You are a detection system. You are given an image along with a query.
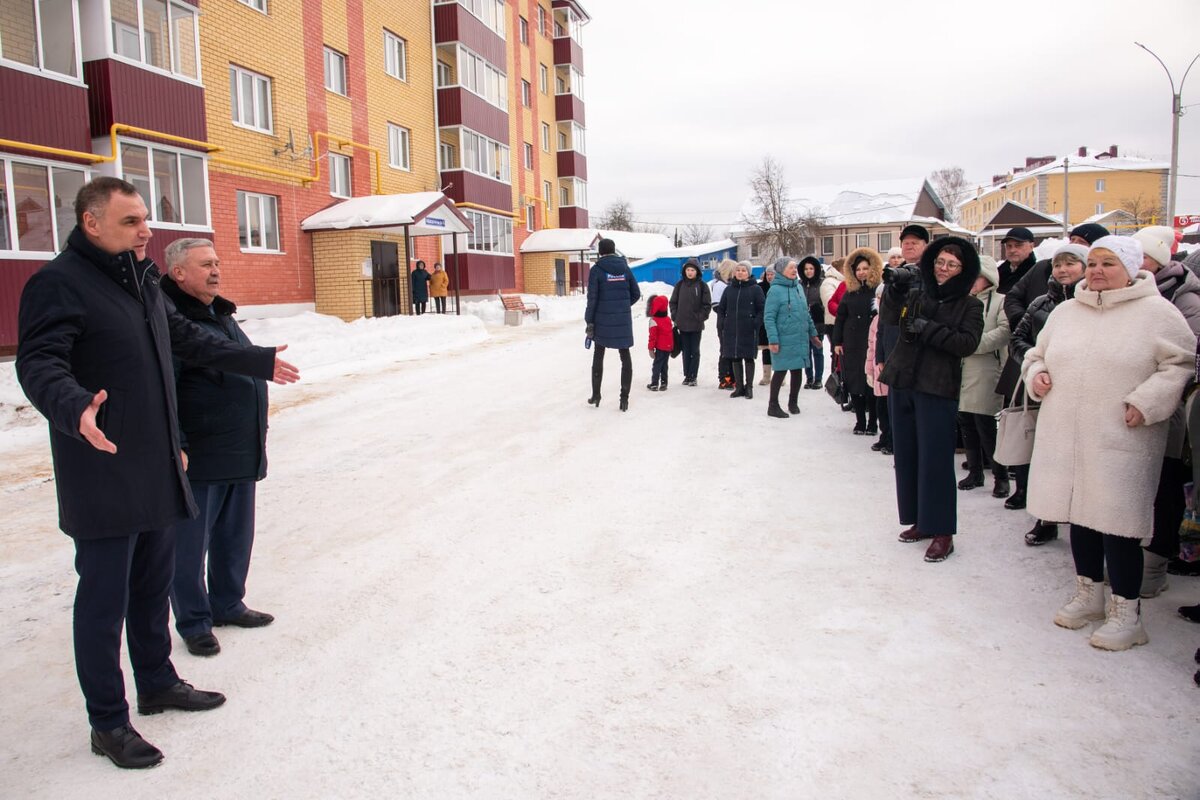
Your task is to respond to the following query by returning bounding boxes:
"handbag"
[994,389,1039,466]
[824,353,847,405]
[671,326,682,358]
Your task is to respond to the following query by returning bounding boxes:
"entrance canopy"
[301,192,472,236]
[519,228,601,254]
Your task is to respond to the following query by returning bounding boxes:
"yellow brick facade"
[312,230,412,321]
[521,251,563,295]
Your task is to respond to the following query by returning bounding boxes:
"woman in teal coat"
[764,257,822,418]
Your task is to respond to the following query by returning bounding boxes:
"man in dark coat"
[161,239,275,660]
[996,226,1038,295]
[411,260,431,315]
[584,238,640,410]
[15,178,299,769]
[668,258,711,386]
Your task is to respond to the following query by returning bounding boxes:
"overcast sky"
[580,0,1200,233]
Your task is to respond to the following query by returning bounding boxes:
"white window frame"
[462,208,513,255]
[526,202,536,232]
[436,60,452,87]
[554,65,584,99]
[537,5,547,36]
[324,47,348,96]
[237,0,268,12]
[117,138,211,230]
[329,153,351,198]
[457,127,511,183]
[384,30,407,81]
[855,233,869,248]
[388,124,411,171]
[236,190,281,253]
[439,142,456,171]
[519,16,528,44]
[454,44,507,111]
[1095,178,1106,192]
[106,0,202,84]
[0,0,83,83]
[229,64,273,134]
[560,177,587,209]
[0,156,91,258]
[821,236,834,256]
[1096,202,1105,215]
[436,0,506,38]
[877,232,892,252]
[558,122,585,154]
[544,180,552,210]
[541,122,550,152]
[521,79,531,107]
[539,63,548,94]
[523,143,533,170]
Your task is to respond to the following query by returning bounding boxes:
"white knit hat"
[1052,242,1090,264]
[887,246,902,258]
[1132,226,1175,268]
[1089,235,1143,279]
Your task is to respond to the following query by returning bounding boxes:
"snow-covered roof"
[519,228,601,254]
[969,152,1169,203]
[733,177,938,229]
[661,238,737,258]
[597,230,674,260]
[909,216,974,237]
[301,192,471,236]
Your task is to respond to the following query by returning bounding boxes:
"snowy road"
[2,313,1199,799]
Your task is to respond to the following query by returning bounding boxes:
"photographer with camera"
[878,236,985,563]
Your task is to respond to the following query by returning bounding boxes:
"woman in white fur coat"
[1022,236,1195,651]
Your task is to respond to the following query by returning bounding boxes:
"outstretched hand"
[272,344,300,384]
[79,390,117,454]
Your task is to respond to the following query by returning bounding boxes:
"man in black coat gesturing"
[161,238,276,660]
[16,178,300,769]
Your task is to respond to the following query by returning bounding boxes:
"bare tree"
[595,199,635,231]
[682,223,715,247]
[741,156,825,260]
[1120,193,1163,227]
[634,220,667,236]
[929,166,968,222]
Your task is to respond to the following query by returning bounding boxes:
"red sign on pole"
[1175,214,1200,228]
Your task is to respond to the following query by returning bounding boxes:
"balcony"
[559,207,588,229]
[555,94,586,126]
[84,59,206,143]
[0,66,91,156]
[437,87,509,144]
[440,169,513,210]
[433,3,506,71]
[443,252,515,292]
[556,150,587,180]
[553,37,584,71]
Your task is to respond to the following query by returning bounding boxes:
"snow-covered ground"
[2,299,1199,799]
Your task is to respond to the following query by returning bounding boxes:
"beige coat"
[819,267,843,326]
[1022,273,1195,538]
[958,256,1010,415]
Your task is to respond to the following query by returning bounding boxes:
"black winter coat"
[162,277,268,485]
[997,252,1038,296]
[411,268,431,302]
[879,238,985,400]
[832,285,876,395]
[757,277,774,347]
[585,254,641,348]
[1009,277,1079,364]
[669,267,712,332]
[16,228,277,539]
[1002,258,1051,330]
[716,278,764,359]
[799,270,825,336]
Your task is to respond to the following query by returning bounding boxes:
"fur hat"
[1133,226,1176,268]
[1052,242,1089,264]
[1090,235,1143,279]
[843,247,883,290]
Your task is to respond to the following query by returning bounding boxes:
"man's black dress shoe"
[185,631,220,656]
[213,609,275,628]
[137,681,226,715]
[91,724,163,769]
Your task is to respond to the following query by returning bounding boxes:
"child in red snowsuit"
[646,294,674,391]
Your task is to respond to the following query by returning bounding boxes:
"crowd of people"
[584,222,1200,672]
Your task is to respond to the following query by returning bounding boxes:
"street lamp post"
[1136,42,1200,224]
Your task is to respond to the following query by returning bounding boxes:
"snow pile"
[1034,237,1068,261]
[0,362,40,432]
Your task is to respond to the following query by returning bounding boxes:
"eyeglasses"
[933,258,962,271]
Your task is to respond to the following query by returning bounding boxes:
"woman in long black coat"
[832,247,882,434]
[756,265,775,385]
[717,262,765,398]
[798,257,825,389]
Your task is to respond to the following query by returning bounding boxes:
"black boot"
[1004,489,1027,510]
[958,470,985,490]
[991,477,1010,498]
[619,352,632,411]
[1024,520,1059,546]
[589,352,603,407]
[788,375,801,414]
[646,382,659,392]
[744,361,755,399]
[730,361,746,398]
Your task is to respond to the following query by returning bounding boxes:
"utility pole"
[1136,43,1200,223]
[1062,157,1070,236]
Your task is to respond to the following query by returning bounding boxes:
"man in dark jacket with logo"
[668,258,711,386]
[16,178,299,769]
[584,238,640,410]
[161,239,275,660]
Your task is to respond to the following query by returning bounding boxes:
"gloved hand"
[903,315,928,338]
[585,323,594,338]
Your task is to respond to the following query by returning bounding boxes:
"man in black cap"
[874,224,929,455]
[996,227,1037,295]
[1002,223,1109,333]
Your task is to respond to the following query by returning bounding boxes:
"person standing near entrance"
[411,259,431,315]
[585,238,641,411]
[15,177,299,769]
[160,238,275,659]
[429,262,450,313]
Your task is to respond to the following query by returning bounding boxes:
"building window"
[541,122,550,152]
[229,65,273,133]
[236,191,280,252]
[1096,202,1105,215]
[436,60,452,87]
[746,241,759,259]
[537,5,547,36]
[526,203,536,232]
[388,124,411,171]
[855,233,869,248]
[523,143,533,170]
[438,0,505,38]
[559,177,587,209]
[0,157,88,254]
[560,185,568,208]
[519,16,528,44]
[439,142,456,170]
[324,47,347,95]
[455,45,507,111]
[554,65,584,99]
[329,153,351,198]
[544,180,552,210]
[460,129,511,183]
[237,0,267,11]
[558,122,585,154]
[463,208,513,254]
[1095,179,1106,192]
[521,80,531,107]
[538,64,548,94]
[821,236,834,256]
[0,0,80,79]
[877,232,892,252]
[119,141,207,227]
[109,0,199,80]
[384,31,407,81]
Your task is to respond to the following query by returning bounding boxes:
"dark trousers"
[171,482,258,638]
[433,296,447,314]
[890,387,960,536]
[1070,525,1144,600]
[678,330,701,381]
[877,394,892,447]
[650,349,670,385]
[592,345,632,399]
[805,343,825,385]
[414,300,427,315]
[851,391,877,430]
[958,411,1003,480]
[74,530,180,731]
[1149,457,1187,559]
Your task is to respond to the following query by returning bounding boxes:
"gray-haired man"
[161,238,275,659]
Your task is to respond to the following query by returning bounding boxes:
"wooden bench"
[499,293,540,321]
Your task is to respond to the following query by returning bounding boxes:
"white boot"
[1089,594,1149,651]
[1053,575,1106,629]
[759,364,772,385]
[1140,551,1169,598]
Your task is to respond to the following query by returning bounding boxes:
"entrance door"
[371,241,400,317]
[554,258,566,296]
